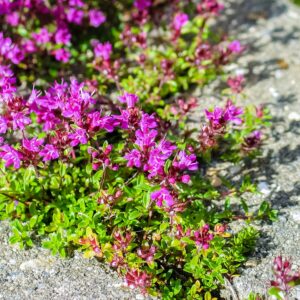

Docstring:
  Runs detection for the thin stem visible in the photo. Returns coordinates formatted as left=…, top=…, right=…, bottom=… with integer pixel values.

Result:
left=0, top=168, right=10, bottom=186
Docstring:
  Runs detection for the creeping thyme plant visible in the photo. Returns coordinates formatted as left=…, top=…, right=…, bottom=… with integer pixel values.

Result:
left=0, top=0, right=274, bottom=299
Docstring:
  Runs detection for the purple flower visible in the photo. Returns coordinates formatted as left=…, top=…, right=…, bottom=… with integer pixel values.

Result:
left=69, top=0, right=84, bottom=7
left=193, top=224, right=214, bottom=249
left=205, top=107, right=223, bottom=126
left=88, top=112, right=118, bottom=132
left=135, top=129, right=157, bottom=149
left=0, top=145, right=22, bottom=169
left=173, top=151, right=198, bottom=171
left=228, top=40, right=244, bottom=54
left=68, top=128, right=88, bottom=147
left=32, top=27, right=51, bottom=44
left=249, top=130, right=261, bottom=140
left=151, top=188, right=174, bottom=207
left=271, top=256, right=300, bottom=292
left=139, top=113, right=157, bottom=132
left=146, top=148, right=166, bottom=177
left=63, top=101, right=83, bottom=120
left=115, top=110, right=130, bottom=129
left=88, top=111, right=102, bottom=129
left=125, top=269, right=151, bottom=291
left=173, top=13, right=189, bottom=31
left=145, top=140, right=175, bottom=178
left=243, top=130, right=262, bottom=150
left=197, top=0, right=224, bottom=15
left=224, top=101, right=243, bottom=125
left=39, top=144, right=59, bottom=161
left=104, top=117, right=119, bottom=133
left=5, top=12, right=19, bottom=26
left=0, top=0, right=12, bottom=14
left=156, top=140, right=176, bottom=159
left=55, top=28, right=71, bottom=45
left=22, top=39, right=36, bottom=54
left=134, top=0, right=152, bottom=11
left=40, top=112, right=61, bottom=131
left=7, top=46, right=24, bottom=64
left=181, top=174, right=191, bottom=184
left=28, top=88, right=41, bottom=105
left=0, top=64, right=16, bottom=102
left=0, top=116, right=7, bottom=134
left=34, top=83, right=66, bottom=111
left=22, top=138, right=44, bottom=152
left=118, top=92, right=138, bottom=108
left=89, top=9, right=106, bottom=27
left=53, top=48, right=71, bottom=63
left=11, top=112, right=31, bottom=130
left=91, top=40, right=112, bottom=60
left=205, top=102, right=243, bottom=127
left=227, top=75, right=245, bottom=93
left=137, top=246, right=156, bottom=263
left=124, top=149, right=142, bottom=168
left=0, top=34, right=25, bottom=64
left=67, top=8, right=84, bottom=25
left=0, top=33, right=11, bottom=56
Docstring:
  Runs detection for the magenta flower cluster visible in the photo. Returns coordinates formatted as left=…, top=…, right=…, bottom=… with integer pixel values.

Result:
left=271, top=256, right=300, bottom=293
left=0, top=75, right=132, bottom=169
left=125, top=269, right=151, bottom=291
left=0, top=65, right=16, bottom=102
left=198, top=99, right=250, bottom=151
left=197, top=0, right=224, bottom=16
left=205, top=100, right=243, bottom=129
left=134, top=0, right=152, bottom=11
left=175, top=224, right=214, bottom=250
left=0, top=32, right=24, bottom=64
left=120, top=96, right=199, bottom=209
left=0, top=1, right=106, bottom=64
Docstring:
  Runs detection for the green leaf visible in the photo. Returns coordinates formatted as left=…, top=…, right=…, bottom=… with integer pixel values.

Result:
left=164, top=159, right=172, bottom=174
left=29, top=215, right=38, bottom=229
left=171, top=279, right=182, bottom=296
left=86, top=163, right=93, bottom=175
left=128, top=210, right=142, bottom=220
left=6, top=202, right=15, bottom=215
left=59, top=162, right=67, bottom=177
left=240, top=199, right=249, bottom=213
left=268, top=286, right=283, bottom=299
left=9, top=235, right=21, bottom=244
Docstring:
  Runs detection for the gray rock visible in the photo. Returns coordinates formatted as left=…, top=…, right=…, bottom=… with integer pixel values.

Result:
left=288, top=112, right=300, bottom=121
left=290, top=210, right=300, bottom=223
left=258, top=182, right=271, bottom=195
left=219, top=0, right=300, bottom=298
left=0, top=223, right=150, bottom=300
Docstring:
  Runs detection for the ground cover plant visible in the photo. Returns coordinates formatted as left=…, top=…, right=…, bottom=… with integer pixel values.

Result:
left=0, top=1, right=276, bottom=299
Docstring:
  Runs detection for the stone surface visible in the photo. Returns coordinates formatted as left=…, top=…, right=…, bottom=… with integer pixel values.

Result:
left=0, top=221, right=149, bottom=300
left=218, top=0, right=300, bottom=299
left=191, top=0, right=300, bottom=298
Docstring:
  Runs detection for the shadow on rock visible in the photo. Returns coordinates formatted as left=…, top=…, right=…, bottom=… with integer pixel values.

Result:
left=219, top=0, right=288, bottom=35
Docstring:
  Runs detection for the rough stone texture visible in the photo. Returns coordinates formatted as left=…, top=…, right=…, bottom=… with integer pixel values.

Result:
left=218, top=0, right=300, bottom=299
left=0, top=222, right=148, bottom=300
left=1, top=0, right=300, bottom=299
